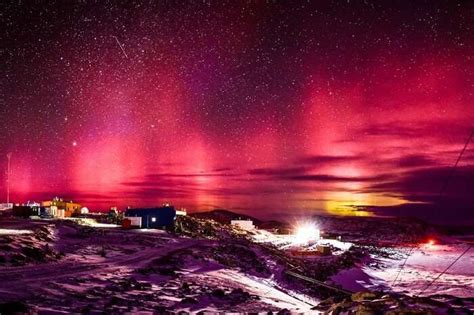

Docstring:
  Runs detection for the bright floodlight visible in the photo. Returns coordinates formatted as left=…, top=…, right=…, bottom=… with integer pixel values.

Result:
left=293, top=222, right=320, bottom=244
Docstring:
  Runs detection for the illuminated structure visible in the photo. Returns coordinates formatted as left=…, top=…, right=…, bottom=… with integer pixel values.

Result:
left=123, top=204, right=176, bottom=229
left=293, top=222, right=320, bottom=244
left=176, top=208, right=187, bottom=216
left=80, top=207, right=89, bottom=214
left=42, top=197, right=81, bottom=218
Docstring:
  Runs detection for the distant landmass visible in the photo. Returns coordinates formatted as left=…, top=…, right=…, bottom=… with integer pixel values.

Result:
left=190, top=208, right=473, bottom=241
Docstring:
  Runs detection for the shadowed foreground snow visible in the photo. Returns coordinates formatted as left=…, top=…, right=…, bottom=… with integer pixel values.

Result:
left=0, top=219, right=317, bottom=313
left=1, top=217, right=473, bottom=313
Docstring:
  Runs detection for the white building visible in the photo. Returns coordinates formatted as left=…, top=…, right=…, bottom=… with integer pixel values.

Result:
left=0, top=203, right=13, bottom=211
left=231, top=219, right=255, bottom=231
left=176, top=208, right=187, bottom=216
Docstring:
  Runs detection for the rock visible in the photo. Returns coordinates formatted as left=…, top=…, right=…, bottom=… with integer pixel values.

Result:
left=228, top=288, right=251, bottom=303
left=181, top=282, right=191, bottom=292
left=10, top=253, right=27, bottom=265
left=181, top=297, right=198, bottom=304
left=385, top=307, right=435, bottom=315
left=0, top=301, right=29, bottom=314
left=136, top=281, right=152, bottom=291
left=109, top=296, right=127, bottom=305
left=157, top=267, right=176, bottom=276
left=325, top=299, right=353, bottom=314
left=21, top=247, right=46, bottom=262
left=211, top=288, right=226, bottom=298
left=155, top=305, right=169, bottom=312
left=316, top=297, right=336, bottom=308
left=352, top=291, right=377, bottom=302
left=0, top=244, right=13, bottom=251
left=355, top=303, right=377, bottom=315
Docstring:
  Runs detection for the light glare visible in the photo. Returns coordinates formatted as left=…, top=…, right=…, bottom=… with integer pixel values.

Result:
left=293, top=223, right=320, bottom=244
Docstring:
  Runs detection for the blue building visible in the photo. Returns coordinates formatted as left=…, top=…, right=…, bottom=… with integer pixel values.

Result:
left=124, top=205, right=176, bottom=229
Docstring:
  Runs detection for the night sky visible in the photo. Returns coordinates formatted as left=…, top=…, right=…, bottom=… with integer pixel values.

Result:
left=1, top=1, right=473, bottom=224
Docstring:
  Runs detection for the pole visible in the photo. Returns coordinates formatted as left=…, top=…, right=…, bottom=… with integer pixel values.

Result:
left=6, top=153, right=12, bottom=204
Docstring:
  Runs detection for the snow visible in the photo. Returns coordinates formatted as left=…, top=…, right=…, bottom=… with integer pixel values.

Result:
left=0, top=228, right=33, bottom=235
left=252, top=229, right=353, bottom=253
left=0, top=220, right=320, bottom=312
left=132, top=228, right=167, bottom=234
left=88, top=222, right=120, bottom=228
left=330, top=267, right=374, bottom=292
left=71, top=218, right=119, bottom=228
left=369, top=243, right=474, bottom=297
left=309, top=239, right=353, bottom=252
left=2, top=217, right=472, bottom=312
left=206, top=269, right=318, bottom=312
left=331, top=242, right=474, bottom=298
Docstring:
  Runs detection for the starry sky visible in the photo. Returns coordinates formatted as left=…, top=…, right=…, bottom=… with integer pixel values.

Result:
left=1, top=1, right=473, bottom=224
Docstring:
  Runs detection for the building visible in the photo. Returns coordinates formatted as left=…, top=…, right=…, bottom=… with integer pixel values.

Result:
left=231, top=219, right=255, bottom=231
left=41, top=197, right=81, bottom=218
left=176, top=208, right=187, bottom=216
left=0, top=203, right=13, bottom=211
left=80, top=207, right=89, bottom=215
left=316, top=244, right=332, bottom=256
left=12, top=202, right=45, bottom=218
left=123, top=205, right=176, bottom=229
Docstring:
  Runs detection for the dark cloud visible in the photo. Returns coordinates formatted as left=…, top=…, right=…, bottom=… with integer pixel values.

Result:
left=296, top=155, right=362, bottom=166
left=357, top=124, right=419, bottom=138
left=248, top=166, right=311, bottom=176
left=393, top=154, right=436, bottom=168
left=249, top=165, right=391, bottom=183
left=354, top=203, right=474, bottom=225
left=350, top=120, right=473, bottom=144
left=369, top=165, right=474, bottom=198
left=284, top=174, right=390, bottom=183
left=362, top=165, right=474, bottom=223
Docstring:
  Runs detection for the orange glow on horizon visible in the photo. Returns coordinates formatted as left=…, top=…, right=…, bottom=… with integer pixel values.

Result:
left=324, top=191, right=406, bottom=217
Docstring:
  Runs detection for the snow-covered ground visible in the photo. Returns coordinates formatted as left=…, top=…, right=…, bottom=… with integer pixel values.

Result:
left=0, top=228, right=32, bottom=235
left=331, top=241, right=474, bottom=299
left=0, top=219, right=316, bottom=313
left=367, top=242, right=473, bottom=297
left=1, top=217, right=472, bottom=313
left=252, top=229, right=352, bottom=253
left=206, top=269, right=316, bottom=311
left=254, top=228, right=473, bottom=304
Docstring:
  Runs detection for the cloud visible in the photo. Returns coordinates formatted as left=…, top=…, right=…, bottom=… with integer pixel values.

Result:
left=350, top=120, right=473, bottom=144
left=354, top=203, right=474, bottom=225
left=248, top=166, right=311, bottom=176
left=296, top=154, right=362, bottom=166
left=392, top=154, right=437, bottom=168
left=368, top=165, right=474, bottom=199
left=359, top=165, right=474, bottom=223
left=248, top=164, right=391, bottom=183
left=284, top=174, right=390, bottom=182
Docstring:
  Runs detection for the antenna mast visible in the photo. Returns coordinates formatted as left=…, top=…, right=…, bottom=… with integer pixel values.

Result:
left=6, top=153, right=12, bottom=204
